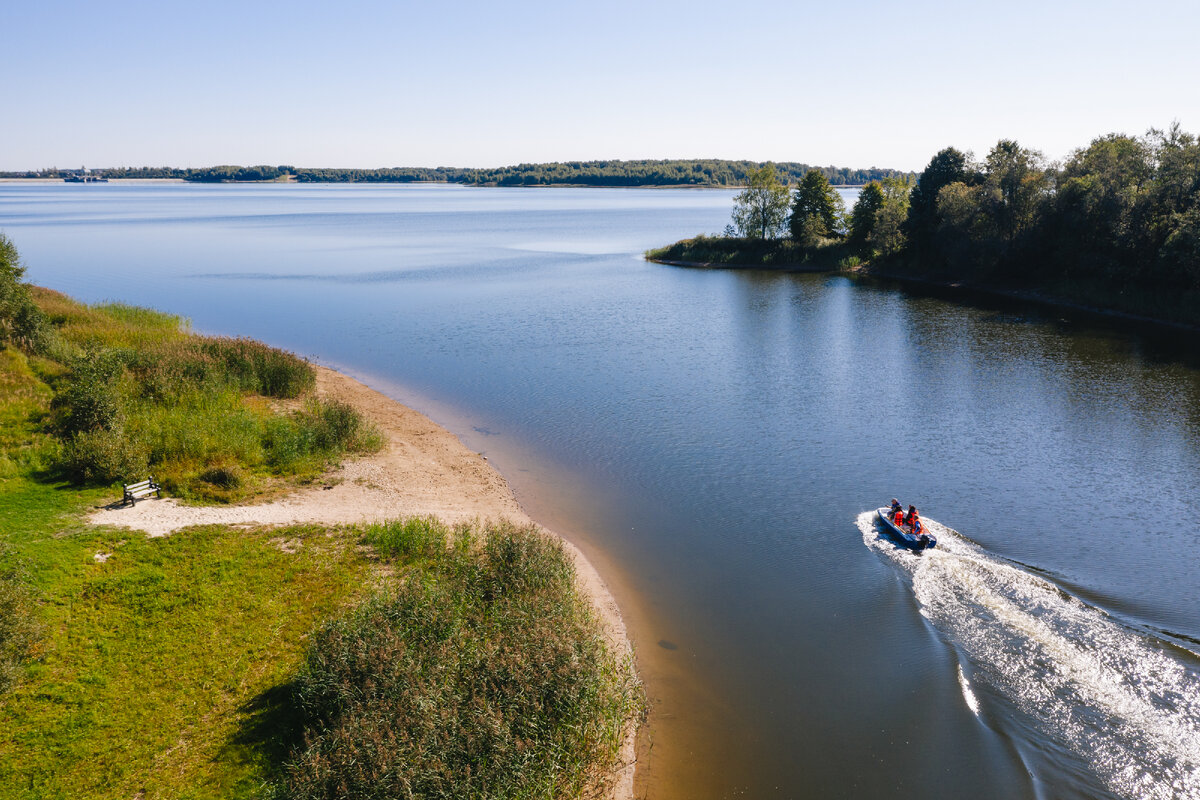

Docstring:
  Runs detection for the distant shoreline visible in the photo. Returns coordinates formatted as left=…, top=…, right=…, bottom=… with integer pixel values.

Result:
left=0, top=177, right=186, bottom=184
left=0, top=177, right=868, bottom=189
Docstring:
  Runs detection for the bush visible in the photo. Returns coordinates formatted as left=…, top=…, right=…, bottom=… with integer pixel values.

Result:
left=276, top=523, right=639, bottom=800
left=265, top=399, right=379, bottom=473
left=307, top=398, right=366, bottom=451
left=59, top=428, right=148, bottom=484
left=51, top=349, right=125, bottom=437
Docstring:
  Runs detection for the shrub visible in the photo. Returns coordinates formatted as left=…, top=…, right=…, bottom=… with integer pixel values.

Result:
left=59, top=428, right=148, bottom=484
left=263, top=416, right=319, bottom=473
left=51, top=349, right=125, bottom=437
left=276, top=522, right=639, bottom=800
left=306, top=398, right=366, bottom=451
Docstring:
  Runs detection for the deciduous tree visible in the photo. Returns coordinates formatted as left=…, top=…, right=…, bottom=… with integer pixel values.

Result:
left=730, top=165, right=790, bottom=239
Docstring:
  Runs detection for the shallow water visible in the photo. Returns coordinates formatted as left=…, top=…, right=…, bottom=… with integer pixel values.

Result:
left=4, top=182, right=1199, bottom=799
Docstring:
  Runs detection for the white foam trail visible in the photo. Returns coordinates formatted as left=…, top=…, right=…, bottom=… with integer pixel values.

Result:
left=858, top=511, right=1200, bottom=800
left=958, top=663, right=981, bottom=716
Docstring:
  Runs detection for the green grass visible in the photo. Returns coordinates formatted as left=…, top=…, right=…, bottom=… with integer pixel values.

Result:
left=0, top=521, right=371, bottom=800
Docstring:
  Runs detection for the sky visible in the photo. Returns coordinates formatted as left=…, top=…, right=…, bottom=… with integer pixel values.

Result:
left=3, top=0, right=1197, bottom=172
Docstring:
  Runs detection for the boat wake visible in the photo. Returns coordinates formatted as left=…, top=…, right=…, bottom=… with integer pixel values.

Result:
left=857, top=511, right=1200, bottom=800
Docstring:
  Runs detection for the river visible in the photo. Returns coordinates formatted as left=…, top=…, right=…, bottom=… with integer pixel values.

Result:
left=3, top=182, right=1198, bottom=799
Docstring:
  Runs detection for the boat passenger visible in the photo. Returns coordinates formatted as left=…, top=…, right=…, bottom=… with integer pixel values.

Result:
left=890, top=498, right=903, bottom=516
left=903, top=505, right=917, bottom=527
left=892, top=505, right=905, bottom=526
left=912, top=513, right=924, bottom=537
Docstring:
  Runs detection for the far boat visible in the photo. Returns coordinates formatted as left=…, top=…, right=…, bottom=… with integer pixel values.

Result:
left=876, top=507, right=937, bottom=550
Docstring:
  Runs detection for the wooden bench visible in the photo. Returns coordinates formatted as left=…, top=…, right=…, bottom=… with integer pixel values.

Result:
left=122, top=478, right=162, bottom=506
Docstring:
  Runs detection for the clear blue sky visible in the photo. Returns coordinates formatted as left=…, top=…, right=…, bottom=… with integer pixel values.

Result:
left=3, top=0, right=1197, bottom=172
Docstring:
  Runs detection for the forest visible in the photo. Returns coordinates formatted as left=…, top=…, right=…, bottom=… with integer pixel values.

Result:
left=865, top=124, right=1200, bottom=322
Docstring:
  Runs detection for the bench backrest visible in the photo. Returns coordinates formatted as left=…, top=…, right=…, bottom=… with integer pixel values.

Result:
left=125, top=479, right=155, bottom=491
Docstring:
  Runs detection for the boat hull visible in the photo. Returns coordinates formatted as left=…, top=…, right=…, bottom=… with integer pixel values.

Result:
left=876, top=508, right=937, bottom=550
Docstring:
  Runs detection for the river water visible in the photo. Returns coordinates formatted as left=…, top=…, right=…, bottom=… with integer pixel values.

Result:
left=3, top=182, right=1199, bottom=799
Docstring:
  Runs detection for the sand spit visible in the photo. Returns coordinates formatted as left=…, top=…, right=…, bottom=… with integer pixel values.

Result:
left=88, top=364, right=637, bottom=799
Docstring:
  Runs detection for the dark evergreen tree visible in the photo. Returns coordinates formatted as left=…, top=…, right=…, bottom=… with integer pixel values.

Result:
left=902, top=147, right=977, bottom=260
left=789, top=169, right=844, bottom=246
left=848, top=181, right=885, bottom=254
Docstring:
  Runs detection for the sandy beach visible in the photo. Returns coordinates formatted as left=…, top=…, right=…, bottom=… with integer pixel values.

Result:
left=88, top=364, right=638, bottom=799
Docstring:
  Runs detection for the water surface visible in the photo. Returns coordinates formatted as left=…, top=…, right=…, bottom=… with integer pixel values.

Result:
left=3, top=182, right=1198, bottom=799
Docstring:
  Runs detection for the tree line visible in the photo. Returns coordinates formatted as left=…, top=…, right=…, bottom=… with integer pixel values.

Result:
left=718, top=124, right=1200, bottom=319
left=2, top=160, right=911, bottom=187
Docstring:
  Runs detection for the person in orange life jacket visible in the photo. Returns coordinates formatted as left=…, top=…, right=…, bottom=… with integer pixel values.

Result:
left=890, top=499, right=903, bottom=524
left=911, top=511, right=924, bottom=537
left=903, top=505, right=917, bottom=527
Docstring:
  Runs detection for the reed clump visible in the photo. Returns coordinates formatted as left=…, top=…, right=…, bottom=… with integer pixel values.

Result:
left=277, top=521, right=641, bottom=800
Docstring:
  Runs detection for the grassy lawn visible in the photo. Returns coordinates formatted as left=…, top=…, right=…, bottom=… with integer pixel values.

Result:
left=0, top=518, right=370, bottom=799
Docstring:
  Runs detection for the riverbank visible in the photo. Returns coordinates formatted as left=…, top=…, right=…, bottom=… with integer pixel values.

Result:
left=88, top=364, right=640, bottom=798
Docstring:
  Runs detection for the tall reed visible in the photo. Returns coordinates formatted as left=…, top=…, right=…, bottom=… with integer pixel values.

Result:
left=278, top=522, right=641, bottom=800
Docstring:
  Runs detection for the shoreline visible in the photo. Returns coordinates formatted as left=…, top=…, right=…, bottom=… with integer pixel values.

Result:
left=646, top=255, right=831, bottom=272
left=88, top=364, right=639, bottom=799
left=859, top=266, right=1200, bottom=335
left=645, top=252, right=1200, bottom=335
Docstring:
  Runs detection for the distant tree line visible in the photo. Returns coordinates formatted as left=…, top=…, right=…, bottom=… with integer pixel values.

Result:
left=1, top=160, right=911, bottom=187
left=184, top=165, right=295, bottom=182
left=451, top=160, right=909, bottom=187
left=0, top=166, right=190, bottom=179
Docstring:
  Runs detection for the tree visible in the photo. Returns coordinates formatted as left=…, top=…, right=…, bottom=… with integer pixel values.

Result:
left=1046, top=134, right=1152, bottom=281
left=868, top=176, right=913, bottom=257
left=979, top=139, right=1048, bottom=245
left=788, top=169, right=844, bottom=246
left=848, top=182, right=884, bottom=254
left=0, top=234, right=47, bottom=353
left=730, top=165, right=790, bottom=239
left=903, top=147, right=977, bottom=258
